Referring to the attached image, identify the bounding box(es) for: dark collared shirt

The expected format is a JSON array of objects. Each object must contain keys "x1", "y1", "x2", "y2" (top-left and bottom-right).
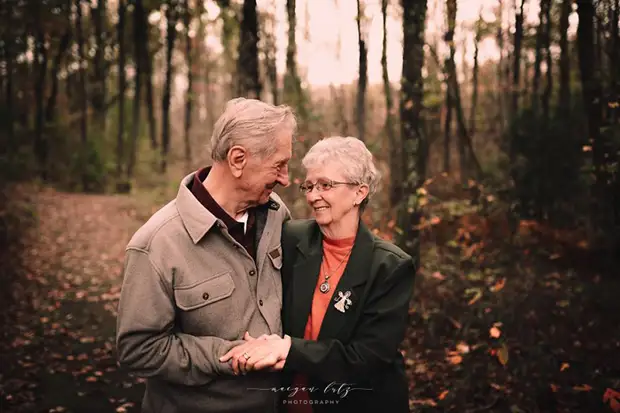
[{"x1": 190, "y1": 167, "x2": 257, "y2": 261}]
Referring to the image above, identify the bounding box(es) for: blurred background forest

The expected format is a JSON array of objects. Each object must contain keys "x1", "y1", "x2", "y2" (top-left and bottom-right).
[{"x1": 0, "y1": 0, "x2": 619, "y2": 412}]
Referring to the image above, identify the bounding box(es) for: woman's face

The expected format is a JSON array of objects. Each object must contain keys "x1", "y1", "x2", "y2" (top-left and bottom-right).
[{"x1": 302, "y1": 162, "x2": 364, "y2": 230}]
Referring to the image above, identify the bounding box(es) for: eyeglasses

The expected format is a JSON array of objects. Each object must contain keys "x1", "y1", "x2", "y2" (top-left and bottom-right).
[{"x1": 299, "y1": 179, "x2": 359, "y2": 194}]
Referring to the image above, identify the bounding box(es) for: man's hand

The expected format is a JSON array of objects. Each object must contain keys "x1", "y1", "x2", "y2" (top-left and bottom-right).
[{"x1": 219, "y1": 334, "x2": 291, "y2": 375}]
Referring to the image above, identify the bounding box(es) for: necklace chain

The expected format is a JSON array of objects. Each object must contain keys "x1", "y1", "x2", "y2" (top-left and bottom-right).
[{"x1": 322, "y1": 248, "x2": 353, "y2": 284}]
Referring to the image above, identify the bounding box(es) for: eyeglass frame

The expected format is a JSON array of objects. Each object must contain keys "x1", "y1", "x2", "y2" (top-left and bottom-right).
[{"x1": 299, "y1": 179, "x2": 360, "y2": 194}]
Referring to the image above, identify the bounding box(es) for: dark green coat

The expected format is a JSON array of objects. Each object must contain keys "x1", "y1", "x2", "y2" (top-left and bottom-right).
[{"x1": 279, "y1": 219, "x2": 416, "y2": 413}]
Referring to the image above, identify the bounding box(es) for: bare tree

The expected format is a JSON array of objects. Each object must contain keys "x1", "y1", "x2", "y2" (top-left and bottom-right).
[
  {"x1": 91, "y1": 0, "x2": 106, "y2": 132},
  {"x1": 356, "y1": 0, "x2": 368, "y2": 142},
  {"x1": 237, "y1": 0, "x2": 261, "y2": 98},
  {"x1": 381, "y1": 0, "x2": 401, "y2": 207},
  {"x1": 558, "y1": 0, "x2": 572, "y2": 115},
  {"x1": 398, "y1": 0, "x2": 428, "y2": 266},
  {"x1": 76, "y1": 0, "x2": 89, "y2": 190},
  {"x1": 161, "y1": 0, "x2": 179, "y2": 173},
  {"x1": 34, "y1": 0, "x2": 49, "y2": 179},
  {"x1": 183, "y1": 0, "x2": 193, "y2": 168},
  {"x1": 127, "y1": 0, "x2": 146, "y2": 182},
  {"x1": 117, "y1": 0, "x2": 127, "y2": 182}
]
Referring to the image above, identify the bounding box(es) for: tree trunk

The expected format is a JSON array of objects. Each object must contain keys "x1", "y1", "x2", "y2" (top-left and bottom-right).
[
  {"x1": 3, "y1": 36, "x2": 14, "y2": 146},
  {"x1": 576, "y1": 0, "x2": 615, "y2": 256},
  {"x1": 510, "y1": 0, "x2": 526, "y2": 163},
  {"x1": 161, "y1": 0, "x2": 178, "y2": 173},
  {"x1": 558, "y1": 0, "x2": 571, "y2": 115},
  {"x1": 91, "y1": 0, "x2": 106, "y2": 133},
  {"x1": 45, "y1": 30, "x2": 71, "y2": 123},
  {"x1": 443, "y1": 79, "x2": 452, "y2": 173},
  {"x1": 183, "y1": 0, "x2": 193, "y2": 168},
  {"x1": 540, "y1": 0, "x2": 552, "y2": 122},
  {"x1": 116, "y1": 0, "x2": 127, "y2": 182},
  {"x1": 127, "y1": 0, "x2": 145, "y2": 182},
  {"x1": 76, "y1": 0, "x2": 89, "y2": 190},
  {"x1": 34, "y1": 2, "x2": 48, "y2": 180},
  {"x1": 381, "y1": 0, "x2": 400, "y2": 207},
  {"x1": 143, "y1": 8, "x2": 157, "y2": 151},
  {"x1": 217, "y1": 0, "x2": 236, "y2": 100},
  {"x1": 285, "y1": 0, "x2": 306, "y2": 120},
  {"x1": 237, "y1": 0, "x2": 261, "y2": 98},
  {"x1": 470, "y1": 10, "x2": 482, "y2": 137},
  {"x1": 356, "y1": 0, "x2": 368, "y2": 142},
  {"x1": 398, "y1": 0, "x2": 428, "y2": 267},
  {"x1": 496, "y1": 0, "x2": 505, "y2": 133},
  {"x1": 263, "y1": 1, "x2": 278, "y2": 105}
]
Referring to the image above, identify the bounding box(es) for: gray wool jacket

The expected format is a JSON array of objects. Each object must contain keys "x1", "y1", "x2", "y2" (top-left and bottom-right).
[{"x1": 116, "y1": 172, "x2": 290, "y2": 413}]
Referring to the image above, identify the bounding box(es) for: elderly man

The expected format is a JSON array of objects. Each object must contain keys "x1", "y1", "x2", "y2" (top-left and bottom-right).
[{"x1": 116, "y1": 98, "x2": 296, "y2": 413}]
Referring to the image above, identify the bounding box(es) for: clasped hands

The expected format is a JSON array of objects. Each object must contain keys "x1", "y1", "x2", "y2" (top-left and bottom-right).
[{"x1": 219, "y1": 332, "x2": 292, "y2": 375}]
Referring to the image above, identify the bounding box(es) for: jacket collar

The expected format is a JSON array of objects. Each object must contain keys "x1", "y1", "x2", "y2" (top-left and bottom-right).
[
  {"x1": 176, "y1": 172, "x2": 282, "y2": 244},
  {"x1": 288, "y1": 219, "x2": 376, "y2": 338}
]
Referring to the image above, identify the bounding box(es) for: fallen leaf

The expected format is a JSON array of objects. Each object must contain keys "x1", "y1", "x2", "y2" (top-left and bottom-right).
[
  {"x1": 490, "y1": 326, "x2": 502, "y2": 339},
  {"x1": 603, "y1": 388, "x2": 620, "y2": 412},
  {"x1": 550, "y1": 383, "x2": 559, "y2": 392},
  {"x1": 446, "y1": 353, "x2": 463, "y2": 365},
  {"x1": 456, "y1": 342, "x2": 470, "y2": 354},
  {"x1": 560, "y1": 362, "x2": 570, "y2": 372},
  {"x1": 497, "y1": 344, "x2": 509, "y2": 366},
  {"x1": 490, "y1": 278, "x2": 506, "y2": 292},
  {"x1": 431, "y1": 271, "x2": 445, "y2": 281},
  {"x1": 467, "y1": 288, "x2": 483, "y2": 305},
  {"x1": 85, "y1": 376, "x2": 98, "y2": 382},
  {"x1": 438, "y1": 390, "x2": 449, "y2": 400},
  {"x1": 410, "y1": 398, "x2": 437, "y2": 406},
  {"x1": 573, "y1": 384, "x2": 592, "y2": 392}
]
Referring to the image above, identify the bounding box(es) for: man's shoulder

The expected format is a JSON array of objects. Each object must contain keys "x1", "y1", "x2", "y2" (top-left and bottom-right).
[{"x1": 127, "y1": 200, "x2": 182, "y2": 250}]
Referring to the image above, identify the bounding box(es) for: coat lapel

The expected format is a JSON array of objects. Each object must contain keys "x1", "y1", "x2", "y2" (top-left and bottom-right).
[
  {"x1": 318, "y1": 221, "x2": 375, "y2": 340},
  {"x1": 288, "y1": 223, "x2": 323, "y2": 338}
]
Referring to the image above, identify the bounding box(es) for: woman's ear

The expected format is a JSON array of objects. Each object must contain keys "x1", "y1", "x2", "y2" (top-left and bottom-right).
[
  {"x1": 228, "y1": 145, "x2": 247, "y2": 178},
  {"x1": 356, "y1": 184, "x2": 370, "y2": 205}
]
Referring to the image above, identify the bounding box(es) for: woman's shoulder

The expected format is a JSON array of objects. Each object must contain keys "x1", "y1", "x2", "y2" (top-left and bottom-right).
[
  {"x1": 283, "y1": 218, "x2": 316, "y2": 239},
  {"x1": 371, "y1": 236, "x2": 413, "y2": 267}
]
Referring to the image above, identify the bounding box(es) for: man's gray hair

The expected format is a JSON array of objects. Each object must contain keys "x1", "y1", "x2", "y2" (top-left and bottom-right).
[
  {"x1": 210, "y1": 98, "x2": 297, "y2": 161},
  {"x1": 302, "y1": 136, "x2": 381, "y2": 209}
]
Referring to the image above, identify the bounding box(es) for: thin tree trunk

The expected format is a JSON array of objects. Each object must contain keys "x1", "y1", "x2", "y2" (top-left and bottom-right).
[
  {"x1": 470, "y1": 10, "x2": 482, "y2": 136},
  {"x1": 76, "y1": 0, "x2": 89, "y2": 190},
  {"x1": 443, "y1": 82, "x2": 452, "y2": 173},
  {"x1": 92, "y1": 0, "x2": 106, "y2": 132},
  {"x1": 356, "y1": 0, "x2": 368, "y2": 142},
  {"x1": 237, "y1": 0, "x2": 261, "y2": 98},
  {"x1": 45, "y1": 30, "x2": 71, "y2": 123},
  {"x1": 183, "y1": 0, "x2": 193, "y2": 168},
  {"x1": 34, "y1": 2, "x2": 48, "y2": 180},
  {"x1": 398, "y1": 0, "x2": 428, "y2": 266},
  {"x1": 161, "y1": 0, "x2": 178, "y2": 173},
  {"x1": 541, "y1": 0, "x2": 552, "y2": 125},
  {"x1": 510, "y1": 0, "x2": 526, "y2": 164},
  {"x1": 217, "y1": 0, "x2": 236, "y2": 100},
  {"x1": 576, "y1": 0, "x2": 615, "y2": 259},
  {"x1": 285, "y1": 0, "x2": 305, "y2": 120},
  {"x1": 144, "y1": 22, "x2": 157, "y2": 151},
  {"x1": 117, "y1": 0, "x2": 127, "y2": 182},
  {"x1": 263, "y1": 1, "x2": 278, "y2": 105},
  {"x1": 381, "y1": 0, "x2": 400, "y2": 207},
  {"x1": 127, "y1": 0, "x2": 145, "y2": 182},
  {"x1": 558, "y1": 0, "x2": 571, "y2": 115},
  {"x1": 531, "y1": 0, "x2": 548, "y2": 112},
  {"x1": 4, "y1": 36, "x2": 14, "y2": 147},
  {"x1": 496, "y1": 0, "x2": 505, "y2": 132}
]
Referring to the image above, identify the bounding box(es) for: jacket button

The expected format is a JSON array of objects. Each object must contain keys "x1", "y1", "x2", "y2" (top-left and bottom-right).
[
  {"x1": 259, "y1": 299, "x2": 264, "y2": 306},
  {"x1": 202, "y1": 292, "x2": 210, "y2": 300},
  {"x1": 249, "y1": 270, "x2": 256, "y2": 276}
]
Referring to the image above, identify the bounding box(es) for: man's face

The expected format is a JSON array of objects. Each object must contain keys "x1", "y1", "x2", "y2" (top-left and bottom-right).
[{"x1": 243, "y1": 130, "x2": 292, "y2": 206}]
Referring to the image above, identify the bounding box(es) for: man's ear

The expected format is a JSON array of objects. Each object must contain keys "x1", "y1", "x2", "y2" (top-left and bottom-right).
[{"x1": 228, "y1": 145, "x2": 247, "y2": 178}]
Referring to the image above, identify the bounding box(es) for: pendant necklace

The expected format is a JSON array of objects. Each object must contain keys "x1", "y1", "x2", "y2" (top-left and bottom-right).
[{"x1": 319, "y1": 248, "x2": 353, "y2": 294}]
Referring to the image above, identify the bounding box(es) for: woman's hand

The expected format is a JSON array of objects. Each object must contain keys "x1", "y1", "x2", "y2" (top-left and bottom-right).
[{"x1": 219, "y1": 334, "x2": 291, "y2": 375}]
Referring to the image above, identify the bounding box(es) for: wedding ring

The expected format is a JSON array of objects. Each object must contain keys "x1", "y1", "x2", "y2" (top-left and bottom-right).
[{"x1": 243, "y1": 352, "x2": 251, "y2": 360}]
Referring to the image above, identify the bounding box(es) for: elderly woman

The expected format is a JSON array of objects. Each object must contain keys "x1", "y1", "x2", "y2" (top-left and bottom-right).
[{"x1": 220, "y1": 137, "x2": 415, "y2": 413}]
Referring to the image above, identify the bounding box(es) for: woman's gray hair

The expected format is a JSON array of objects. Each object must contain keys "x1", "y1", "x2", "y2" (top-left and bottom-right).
[
  {"x1": 210, "y1": 98, "x2": 297, "y2": 161},
  {"x1": 302, "y1": 136, "x2": 381, "y2": 209}
]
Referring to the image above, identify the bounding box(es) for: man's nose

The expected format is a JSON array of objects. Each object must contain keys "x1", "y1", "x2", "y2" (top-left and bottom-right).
[{"x1": 276, "y1": 165, "x2": 290, "y2": 188}]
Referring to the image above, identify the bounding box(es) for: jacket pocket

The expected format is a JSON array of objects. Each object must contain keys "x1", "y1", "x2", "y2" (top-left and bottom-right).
[
  {"x1": 174, "y1": 272, "x2": 235, "y2": 311},
  {"x1": 267, "y1": 245, "x2": 283, "y2": 269}
]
